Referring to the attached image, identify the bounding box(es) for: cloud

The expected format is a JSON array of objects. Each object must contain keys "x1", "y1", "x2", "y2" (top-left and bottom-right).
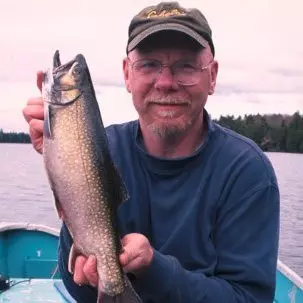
[
  {"x1": 270, "y1": 68, "x2": 303, "y2": 78},
  {"x1": 216, "y1": 81, "x2": 303, "y2": 95},
  {"x1": 206, "y1": 92, "x2": 303, "y2": 119},
  {"x1": 0, "y1": 0, "x2": 302, "y2": 131},
  {"x1": 216, "y1": 64, "x2": 303, "y2": 95}
]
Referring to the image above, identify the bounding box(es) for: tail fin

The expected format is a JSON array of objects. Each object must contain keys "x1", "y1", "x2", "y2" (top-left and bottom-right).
[{"x1": 97, "y1": 276, "x2": 142, "y2": 303}]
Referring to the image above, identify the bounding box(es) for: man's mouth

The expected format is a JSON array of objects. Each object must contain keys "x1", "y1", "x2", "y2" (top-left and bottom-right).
[{"x1": 151, "y1": 101, "x2": 188, "y2": 106}]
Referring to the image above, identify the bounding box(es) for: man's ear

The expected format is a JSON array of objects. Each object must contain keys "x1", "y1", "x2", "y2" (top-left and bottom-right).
[
  {"x1": 209, "y1": 60, "x2": 219, "y2": 95},
  {"x1": 123, "y1": 58, "x2": 131, "y2": 93}
]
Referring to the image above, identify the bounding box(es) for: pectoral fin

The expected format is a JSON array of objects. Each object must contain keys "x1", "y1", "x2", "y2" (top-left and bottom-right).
[
  {"x1": 52, "y1": 191, "x2": 63, "y2": 219},
  {"x1": 68, "y1": 243, "x2": 80, "y2": 274},
  {"x1": 43, "y1": 104, "x2": 52, "y2": 138}
]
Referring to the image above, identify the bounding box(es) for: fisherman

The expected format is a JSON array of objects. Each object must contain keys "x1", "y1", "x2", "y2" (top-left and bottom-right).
[{"x1": 22, "y1": 2, "x2": 280, "y2": 302}]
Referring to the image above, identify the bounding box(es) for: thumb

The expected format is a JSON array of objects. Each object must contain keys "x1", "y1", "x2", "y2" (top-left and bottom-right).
[{"x1": 37, "y1": 70, "x2": 44, "y2": 93}]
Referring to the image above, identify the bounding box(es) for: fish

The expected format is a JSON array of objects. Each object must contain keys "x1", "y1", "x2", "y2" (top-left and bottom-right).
[{"x1": 41, "y1": 50, "x2": 142, "y2": 303}]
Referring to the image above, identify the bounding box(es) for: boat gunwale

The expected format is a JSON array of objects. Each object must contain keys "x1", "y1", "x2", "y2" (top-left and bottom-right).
[
  {"x1": 277, "y1": 259, "x2": 303, "y2": 290},
  {"x1": 0, "y1": 221, "x2": 59, "y2": 237}
]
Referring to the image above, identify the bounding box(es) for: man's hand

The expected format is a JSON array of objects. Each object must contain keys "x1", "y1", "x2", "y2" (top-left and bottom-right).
[
  {"x1": 73, "y1": 255, "x2": 98, "y2": 287},
  {"x1": 72, "y1": 233, "x2": 154, "y2": 287},
  {"x1": 119, "y1": 233, "x2": 154, "y2": 274},
  {"x1": 22, "y1": 71, "x2": 44, "y2": 154}
]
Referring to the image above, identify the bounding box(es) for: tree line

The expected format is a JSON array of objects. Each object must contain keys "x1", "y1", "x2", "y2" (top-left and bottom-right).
[
  {"x1": 1, "y1": 111, "x2": 303, "y2": 153},
  {"x1": 214, "y1": 111, "x2": 303, "y2": 153},
  {"x1": 0, "y1": 129, "x2": 31, "y2": 143}
]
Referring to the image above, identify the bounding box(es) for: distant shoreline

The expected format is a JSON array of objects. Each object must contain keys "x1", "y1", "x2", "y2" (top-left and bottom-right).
[
  {"x1": 1, "y1": 112, "x2": 303, "y2": 153},
  {"x1": 0, "y1": 142, "x2": 31, "y2": 144}
]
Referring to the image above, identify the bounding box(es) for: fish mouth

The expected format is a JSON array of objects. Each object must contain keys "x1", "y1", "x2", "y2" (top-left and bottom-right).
[
  {"x1": 52, "y1": 50, "x2": 78, "y2": 85},
  {"x1": 43, "y1": 50, "x2": 83, "y2": 106},
  {"x1": 52, "y1": 50, "x2": 86, "y2": 74},
  {"x1": 53, "y1": 51, "x2": 76, "y2": 75}
]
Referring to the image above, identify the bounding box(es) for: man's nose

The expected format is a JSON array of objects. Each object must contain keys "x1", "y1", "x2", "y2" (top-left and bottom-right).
[{"x1": 154, "y1": 66, "x2": 179, "y2": 90}]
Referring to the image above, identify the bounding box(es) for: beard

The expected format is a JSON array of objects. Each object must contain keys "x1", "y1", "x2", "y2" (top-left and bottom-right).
[
  {"x1": 147, "y1": 110, "x2": 193, "y2": 139},
  {"x1": 140, "y1": 95, "x2": 195, "y2": 139},
  {"x1": 148, "y1": 122, "x2": 191, "y2": 139}
]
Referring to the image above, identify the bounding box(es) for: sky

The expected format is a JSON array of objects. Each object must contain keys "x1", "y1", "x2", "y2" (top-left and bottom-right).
[{"x1": 1, "y1": 0, "x2": 302, "y2": 132}]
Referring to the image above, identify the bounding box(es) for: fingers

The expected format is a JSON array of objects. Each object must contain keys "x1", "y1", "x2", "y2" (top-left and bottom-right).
[
  {"x1": 120, "y1": 246, "x2": 150, "y2": 274},
  {"x1": 119, "y1": 252, "x2": 128, "y2": 268},
  {"x1": 121, "y1": 254, "x2": 143, "y2": 274},
  {"x1": 29, "y1": 119, "x2": 43, "y2": 136},
  {"x1": 119, "y1": 238, "x2": 142, "y2": 273},
  {"x1": 119, "y1": 233, "x2": 154, "y2": 274},
  {"x1": 22, "y1": 95, "x2": 44, "y2": 154},
  {"x1": 120, "y1": 246, "x2": 136, "y2": 267},
  {"x1": 21, "y1": 71, "x2": 45, "y2": 154},
  {"x1": 73, "y1": 255, "x2": 98, "y2": 288},
  {"x1": 23, "y1": 101, "x2": 44, "y2": 123},
  {"x1": 83, "y1": 255, "x2": 98, "y2": 287},
  {"x1": 120, "y1": 234, "x2": 138, "y2": 267},
  {"x1": 73, "y1": 256, "x2": 88, "y2": 285},
  {"x1": 28, "y1": 119, "x2": 44, "y2": 154},
  {"x1": 120, "y1": 233, "x2": 134, "y2": 246},
  {"x1": 36, "y1": 70, "x2": 44, "y2": 92},
  {"x1": 23, "y1": 71, "x2": 44, "y2": 124},
  {"x1": 26, "y1": 96, "x2": 44, "y2": 106}
]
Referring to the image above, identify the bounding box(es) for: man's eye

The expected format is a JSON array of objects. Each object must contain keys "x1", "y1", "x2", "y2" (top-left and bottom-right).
[
  {"x1": 134, "y1": 60, "x2": 160, "y2": 73},
  {"x1": 175, "y1": 62, "x2": 197, "y2": 72},
  {"x1": 139, "y1": 61, "x2": 158, "y2": 69}
]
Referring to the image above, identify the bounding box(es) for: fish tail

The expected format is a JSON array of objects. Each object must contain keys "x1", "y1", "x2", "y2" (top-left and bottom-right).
[
  {"x1": 100, "y1": 290, "x2": 142, "y2": 303},
  {"x1": 97, "y1": 288, "x2": 102, "y2": 303},
  {"x1": 97, "y1": 279, "x2": 142, "y2": 303}
]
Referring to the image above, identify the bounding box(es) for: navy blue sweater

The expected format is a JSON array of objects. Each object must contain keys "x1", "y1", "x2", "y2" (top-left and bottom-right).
[{"x1": 58, "y1": 111, "x2": 280, "y2": 303}]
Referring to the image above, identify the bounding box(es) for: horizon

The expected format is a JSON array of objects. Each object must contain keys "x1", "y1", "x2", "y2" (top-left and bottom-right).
[{"x1": 2, "y1": 106, "x2": 302, "y2": 134}]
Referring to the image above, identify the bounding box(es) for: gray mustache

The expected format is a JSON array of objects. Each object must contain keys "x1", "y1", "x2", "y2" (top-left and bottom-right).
[{"x1": 145, "y1": 97, "x2": 190, "y2": 105}]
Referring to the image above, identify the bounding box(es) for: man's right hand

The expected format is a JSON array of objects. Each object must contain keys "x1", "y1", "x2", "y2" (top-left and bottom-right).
[
  {"x1": 22, "y1": 71, "x2": 45, "y2": 154},
  {"x1": 73, "y1": 255, "x2": 98, "y2": 287}
]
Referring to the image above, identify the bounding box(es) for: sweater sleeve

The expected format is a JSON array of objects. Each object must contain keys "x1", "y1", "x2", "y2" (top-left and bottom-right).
[{"x1": 133, "y1": 185, "x2": 280, "y2": 303}]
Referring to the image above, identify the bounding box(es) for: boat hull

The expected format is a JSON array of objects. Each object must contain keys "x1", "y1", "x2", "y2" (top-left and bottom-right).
[
  {"x1": 0, "y1": 222, "x2": 302, "y2": 302},
  {"x1": 0, "y1": 222, "x2": 60, "y2": 280}
]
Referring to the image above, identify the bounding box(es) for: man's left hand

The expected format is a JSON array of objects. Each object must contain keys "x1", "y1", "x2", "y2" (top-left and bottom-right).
[{"x1": 119, "y1": 233, "x2": 154, "y2": 275}]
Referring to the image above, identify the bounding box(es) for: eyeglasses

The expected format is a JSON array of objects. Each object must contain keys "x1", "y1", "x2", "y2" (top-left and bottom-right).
[{"x1": 129, "y1": 58, "x2": 213, "y2": 86}]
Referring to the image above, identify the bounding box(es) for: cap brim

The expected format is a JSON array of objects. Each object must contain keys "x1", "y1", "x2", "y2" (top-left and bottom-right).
[{"x1": 127, "y1": 23, "x2": 209, "y2": 52}]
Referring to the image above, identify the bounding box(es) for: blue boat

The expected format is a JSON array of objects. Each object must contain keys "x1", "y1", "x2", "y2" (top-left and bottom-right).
[
  {"x1": 0, "y1": 222, "x2": 302, "y2": 303},
  {"x1": 0, "y1": 222, "x2": 75, "y2": 303}
]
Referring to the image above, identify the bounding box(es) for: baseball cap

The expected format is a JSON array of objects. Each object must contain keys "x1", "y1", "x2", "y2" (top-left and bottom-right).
[{"x1": 126, "y1": 1, "x2": 215, "y2": 56}]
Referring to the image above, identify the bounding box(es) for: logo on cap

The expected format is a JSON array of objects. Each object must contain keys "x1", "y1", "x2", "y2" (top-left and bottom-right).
[{"x1": 146, "y1": 8, "x2": 186, "y2": 18}]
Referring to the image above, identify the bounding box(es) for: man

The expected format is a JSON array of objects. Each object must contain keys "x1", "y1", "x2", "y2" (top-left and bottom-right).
[{"x1": 22, "y1": 2, "x2": 280, "y2": 302}]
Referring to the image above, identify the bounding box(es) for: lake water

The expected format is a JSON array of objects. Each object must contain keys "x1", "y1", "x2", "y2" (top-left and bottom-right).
[{"x1": 0, "y1": 143, "x2": 302, "y2": 277}]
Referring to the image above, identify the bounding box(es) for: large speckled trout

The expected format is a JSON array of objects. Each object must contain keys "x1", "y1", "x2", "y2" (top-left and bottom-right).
[{"x1": 42, "y1": 50, "x2": 142, "y2": 303}]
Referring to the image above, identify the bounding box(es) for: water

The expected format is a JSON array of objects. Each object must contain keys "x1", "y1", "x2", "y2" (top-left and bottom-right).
[
  {"x1": 0, "y1": 144, "x2": 61, "y2": 229},
  {"x1": 0, "y1": 144, "x2": 302, "y2": 277},
  {"x1": 267, "y1": 152, "x2": 303, "y2": 277}
]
